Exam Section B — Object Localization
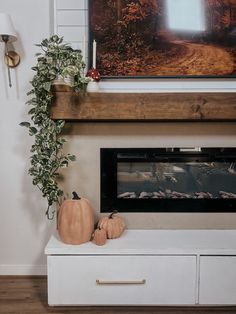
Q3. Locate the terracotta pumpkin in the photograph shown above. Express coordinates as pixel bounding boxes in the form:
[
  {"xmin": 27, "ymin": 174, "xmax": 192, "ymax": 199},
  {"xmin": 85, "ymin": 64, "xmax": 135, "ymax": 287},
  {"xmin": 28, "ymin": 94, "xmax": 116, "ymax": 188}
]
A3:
[
  {"xmin": 58, "ymin": 192, "xmax": 94, "ymax": 245},
  {"xmin": 92, "ymin": 227, "xmax": 107, "ymax": 246},
  {"xmin": 98, "ymin": 211, "xmax": 125, "ymax": 239}
]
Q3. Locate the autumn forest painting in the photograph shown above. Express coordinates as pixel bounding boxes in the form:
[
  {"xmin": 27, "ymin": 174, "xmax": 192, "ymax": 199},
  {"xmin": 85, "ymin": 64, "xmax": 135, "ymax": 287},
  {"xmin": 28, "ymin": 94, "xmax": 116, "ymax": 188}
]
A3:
[{"xmin": 89, "ymin": 0, "xmax": 236, "ymax": 77}]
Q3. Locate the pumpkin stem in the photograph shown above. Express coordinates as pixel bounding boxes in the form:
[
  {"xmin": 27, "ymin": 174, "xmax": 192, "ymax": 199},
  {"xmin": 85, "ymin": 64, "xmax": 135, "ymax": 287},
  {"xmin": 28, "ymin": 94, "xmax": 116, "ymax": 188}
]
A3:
[
  {"xmin": 109, "ymin": 210, "xmax": 118, "ymax": 219},
  {"xmin": 72, "ymin": 191, "xmax": 81, "ymax": 200}
]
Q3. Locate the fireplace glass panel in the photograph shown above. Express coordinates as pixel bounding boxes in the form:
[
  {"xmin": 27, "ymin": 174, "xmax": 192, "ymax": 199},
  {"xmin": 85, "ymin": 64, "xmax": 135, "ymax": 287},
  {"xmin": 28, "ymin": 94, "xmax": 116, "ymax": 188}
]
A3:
[
  {"xmin": 117, "ymin": 162, "xmax": 236, "ymax": 199},
  {"xmin": 101, "ymin": 148, "xmax": 236, "ymax": 213}
]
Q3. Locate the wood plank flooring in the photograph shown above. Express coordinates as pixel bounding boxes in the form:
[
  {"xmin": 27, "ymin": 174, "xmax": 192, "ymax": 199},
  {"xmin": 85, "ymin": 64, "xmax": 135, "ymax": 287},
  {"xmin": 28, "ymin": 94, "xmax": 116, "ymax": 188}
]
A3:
[{"xmin": 1, "ymin": 276, "xmax": 236, "ymax": 314}]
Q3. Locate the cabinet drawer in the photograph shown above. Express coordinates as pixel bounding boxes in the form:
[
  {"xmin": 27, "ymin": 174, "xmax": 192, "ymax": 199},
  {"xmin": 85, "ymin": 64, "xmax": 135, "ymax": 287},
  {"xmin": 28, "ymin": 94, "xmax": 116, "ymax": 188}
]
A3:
[
  {"xmin": 48, "ymin": 255, "xmax": 196, "ymax": 306},
  {"xmin": 199, "ymin": 256, "xmax": 236, "ymax": 305}
]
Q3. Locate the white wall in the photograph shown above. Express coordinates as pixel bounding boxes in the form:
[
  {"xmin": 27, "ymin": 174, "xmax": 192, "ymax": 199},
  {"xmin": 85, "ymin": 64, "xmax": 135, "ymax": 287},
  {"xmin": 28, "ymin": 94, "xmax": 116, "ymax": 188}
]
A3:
[
  {"xmin": 0, "ymin": 0, "xmax": 55, "ymax": 275},
  {"xmin": 0, "ymin": 0, "xmax": 236, "ymax": 275}
]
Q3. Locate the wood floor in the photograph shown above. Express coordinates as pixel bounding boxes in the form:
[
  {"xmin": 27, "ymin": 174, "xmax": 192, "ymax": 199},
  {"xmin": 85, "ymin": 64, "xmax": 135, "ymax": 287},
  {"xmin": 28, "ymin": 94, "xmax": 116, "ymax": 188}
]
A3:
[{"xmin": 1, "ymin": 276, "xmax": 236, "ymax": 314}]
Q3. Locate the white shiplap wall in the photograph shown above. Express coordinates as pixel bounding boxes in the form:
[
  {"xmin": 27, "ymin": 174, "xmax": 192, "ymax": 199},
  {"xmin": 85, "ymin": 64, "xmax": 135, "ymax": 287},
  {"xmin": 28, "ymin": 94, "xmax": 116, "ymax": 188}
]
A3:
[
  {"xmin": 53, "ymin": 0, "xmax": 236, "ymax": 92},
  {"xmin": 54, "ymin": 0, "xmax": 88, "ymax": 55}
]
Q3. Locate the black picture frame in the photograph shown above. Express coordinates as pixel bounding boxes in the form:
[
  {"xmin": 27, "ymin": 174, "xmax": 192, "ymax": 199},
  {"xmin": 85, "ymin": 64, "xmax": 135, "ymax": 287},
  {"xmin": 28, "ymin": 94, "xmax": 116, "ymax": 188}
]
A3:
[{"xmin": 89, "ymin": 0, "xmax": 236, "ymax": 79}]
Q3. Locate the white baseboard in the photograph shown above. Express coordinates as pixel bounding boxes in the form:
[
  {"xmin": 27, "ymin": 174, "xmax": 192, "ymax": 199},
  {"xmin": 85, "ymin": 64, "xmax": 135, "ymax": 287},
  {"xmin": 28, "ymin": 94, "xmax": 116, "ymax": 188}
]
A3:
[{"xmin": 0, "ymin": 264, "xmax": 47, "ymax": 275}]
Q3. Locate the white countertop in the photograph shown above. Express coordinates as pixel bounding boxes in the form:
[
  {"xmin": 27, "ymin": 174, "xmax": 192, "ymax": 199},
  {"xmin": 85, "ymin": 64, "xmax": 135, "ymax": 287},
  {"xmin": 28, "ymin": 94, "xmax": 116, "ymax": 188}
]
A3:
[{"xmin": 45, "ymin": 229, "xmax": 236, "ymax": 256}]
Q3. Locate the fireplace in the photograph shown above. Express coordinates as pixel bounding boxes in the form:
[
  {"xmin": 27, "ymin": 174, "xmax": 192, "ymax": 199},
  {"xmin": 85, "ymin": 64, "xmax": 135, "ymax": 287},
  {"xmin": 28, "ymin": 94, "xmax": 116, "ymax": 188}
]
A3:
[{"xmin": 100, "ymin": 148, "xmax": 236, "ymax": 213}]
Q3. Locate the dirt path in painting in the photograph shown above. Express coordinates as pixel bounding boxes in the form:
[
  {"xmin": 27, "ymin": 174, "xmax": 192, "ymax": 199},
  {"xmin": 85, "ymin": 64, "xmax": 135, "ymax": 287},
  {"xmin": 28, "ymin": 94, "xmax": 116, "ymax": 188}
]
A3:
[{"xmin": 142, "ymin": 41, "xmax": 235, "ymax": 76}]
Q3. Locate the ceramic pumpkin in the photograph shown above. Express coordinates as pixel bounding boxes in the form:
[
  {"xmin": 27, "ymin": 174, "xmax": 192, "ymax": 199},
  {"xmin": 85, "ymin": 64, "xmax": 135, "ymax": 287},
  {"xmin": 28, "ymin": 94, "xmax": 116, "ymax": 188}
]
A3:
[
  {"xmin": 92, "ymin": 227, "xmax": 107, "ymax": 246},
  {"xmin": 58, "ymin": 191, "xmax": 94, "ymax": 245},
  {"xmin": 98, "ymin": 211, "xmax": 125, "ymax": 239}
]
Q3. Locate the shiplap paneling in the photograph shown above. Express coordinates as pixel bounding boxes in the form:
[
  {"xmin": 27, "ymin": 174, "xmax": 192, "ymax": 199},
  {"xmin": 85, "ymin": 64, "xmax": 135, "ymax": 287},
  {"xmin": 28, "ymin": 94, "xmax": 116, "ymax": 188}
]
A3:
[
  {"xmin": 57, "ymin": 26, "xmax": 86, "ymax": 42},
  {"xmin": 66, "ymin": 40, "xmax": 87, "ymax": 51},
  {"xmin": 54, "ymin": 0, "xmax": 88, "ymax": 67},
  {"xmin": 57, "ymin": 10, "xmax": 86, "ymax": 26},
  {"xmin": 56, "ymin": 0, "xmax": 86, "ymax": 10}
]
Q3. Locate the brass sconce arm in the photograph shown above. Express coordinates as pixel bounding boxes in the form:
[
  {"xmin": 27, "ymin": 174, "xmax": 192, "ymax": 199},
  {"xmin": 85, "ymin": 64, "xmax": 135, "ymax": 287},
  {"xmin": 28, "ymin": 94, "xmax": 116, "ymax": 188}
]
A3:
[{"xmin": 0, "ymin": 13, "xmax": 20, "ymax": 88}]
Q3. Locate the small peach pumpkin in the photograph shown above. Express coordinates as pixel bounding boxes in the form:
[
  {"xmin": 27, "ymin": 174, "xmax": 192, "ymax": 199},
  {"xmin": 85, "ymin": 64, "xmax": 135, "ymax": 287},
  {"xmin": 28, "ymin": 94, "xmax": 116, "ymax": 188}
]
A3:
[
  {"xmin": 58, "ymin": 191, "xmax": 94, "ymax": 245},
  {"xmin": 92, "ymin": 227, "xmax": 107, "ymax": 246},
  {"xmin": 98, "ymin": 211, "xmax": 125, "ymax": 239}
]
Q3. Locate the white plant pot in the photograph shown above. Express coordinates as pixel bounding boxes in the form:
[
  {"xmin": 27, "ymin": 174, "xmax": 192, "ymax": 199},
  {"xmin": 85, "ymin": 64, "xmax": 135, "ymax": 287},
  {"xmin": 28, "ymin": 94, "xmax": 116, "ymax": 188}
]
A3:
[
  {"xmin": 53, "ymin": 75, "xmax": 74, "ymax": 87},
  {"xmin": 86, "ymin": 81, "xmax": 100, "ymax": 93}
]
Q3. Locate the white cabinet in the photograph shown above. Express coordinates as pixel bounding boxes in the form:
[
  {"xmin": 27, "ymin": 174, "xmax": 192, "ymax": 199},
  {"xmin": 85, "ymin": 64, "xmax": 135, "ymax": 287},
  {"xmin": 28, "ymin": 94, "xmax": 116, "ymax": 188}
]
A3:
[
  {"xmin": 199, "ymin": 256, "xmax": 236, "ymax": 305},
  {"xmin": 48, "ymin": 255, "xmax": 196, "ymax": 305},
  {"xmin": 45, "ymin": 230, "xmax": 236, "ymax": 306}
]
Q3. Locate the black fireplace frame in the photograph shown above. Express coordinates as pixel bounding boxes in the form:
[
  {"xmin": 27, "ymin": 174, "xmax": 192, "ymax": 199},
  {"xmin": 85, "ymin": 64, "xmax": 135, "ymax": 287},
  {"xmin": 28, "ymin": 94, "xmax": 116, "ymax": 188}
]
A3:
[{"xmin": 100, "ymin": 147, "xmax": 236, "ymax": 213}]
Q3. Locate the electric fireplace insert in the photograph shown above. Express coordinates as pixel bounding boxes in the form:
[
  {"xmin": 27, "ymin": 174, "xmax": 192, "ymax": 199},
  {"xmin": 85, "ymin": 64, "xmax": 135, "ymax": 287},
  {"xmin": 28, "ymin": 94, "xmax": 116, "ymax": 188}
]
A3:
[{"xmin": 101, "ymin": 148, "xmax": 236, "ymax": 213}]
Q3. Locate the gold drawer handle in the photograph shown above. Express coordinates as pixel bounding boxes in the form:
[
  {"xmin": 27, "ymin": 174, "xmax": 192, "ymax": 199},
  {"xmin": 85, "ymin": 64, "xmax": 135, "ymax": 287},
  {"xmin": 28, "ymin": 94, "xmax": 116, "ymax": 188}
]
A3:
[{"xmin": 96, "ymin": 279, "xmax": 146, "ymax": 285}]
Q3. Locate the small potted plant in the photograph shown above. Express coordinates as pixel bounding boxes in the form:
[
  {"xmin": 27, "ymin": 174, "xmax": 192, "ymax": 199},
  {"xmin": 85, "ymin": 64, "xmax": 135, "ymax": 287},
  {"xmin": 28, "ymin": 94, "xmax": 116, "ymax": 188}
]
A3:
[
  {"xmin": 20, "ymin": 35, "xmax": 89, "ymax": 219},
  {"xmin": 35, "ymin": 35, "xmax": 90, "ymax": 91}
]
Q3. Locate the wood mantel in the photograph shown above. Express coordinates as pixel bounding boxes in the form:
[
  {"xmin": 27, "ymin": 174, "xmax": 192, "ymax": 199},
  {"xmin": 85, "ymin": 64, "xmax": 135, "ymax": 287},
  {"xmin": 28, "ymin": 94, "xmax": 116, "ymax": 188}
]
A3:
[{"xmin": 50, "ymin": 91, "xmax": 236, "ymax": 121}]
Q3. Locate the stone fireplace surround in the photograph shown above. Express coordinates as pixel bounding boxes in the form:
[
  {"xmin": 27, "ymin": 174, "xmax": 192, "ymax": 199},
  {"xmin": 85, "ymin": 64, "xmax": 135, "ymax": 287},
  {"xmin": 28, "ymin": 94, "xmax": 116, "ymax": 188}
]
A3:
[
  {"xmin": 60, "ymin": 119, "xmax": 236, "ymax": 230},
  {"xmin": 50, "ymin": 86, "xmax": 236, "ymax": 230}
]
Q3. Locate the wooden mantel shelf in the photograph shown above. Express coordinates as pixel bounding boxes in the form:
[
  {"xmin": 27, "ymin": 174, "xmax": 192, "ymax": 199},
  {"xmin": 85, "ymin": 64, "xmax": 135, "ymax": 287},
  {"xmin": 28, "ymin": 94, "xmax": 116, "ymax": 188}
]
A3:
[{"xmin": 50, "ymin": 91, "xmax": 236, "ymax": 121}]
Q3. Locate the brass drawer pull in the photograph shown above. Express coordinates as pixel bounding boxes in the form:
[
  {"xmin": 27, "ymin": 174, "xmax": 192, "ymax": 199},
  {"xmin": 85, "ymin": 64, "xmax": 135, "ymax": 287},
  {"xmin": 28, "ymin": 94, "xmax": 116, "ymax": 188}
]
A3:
[{"xmin": 96, "ymin": 279, "xmax": 146, "ymax": 285}]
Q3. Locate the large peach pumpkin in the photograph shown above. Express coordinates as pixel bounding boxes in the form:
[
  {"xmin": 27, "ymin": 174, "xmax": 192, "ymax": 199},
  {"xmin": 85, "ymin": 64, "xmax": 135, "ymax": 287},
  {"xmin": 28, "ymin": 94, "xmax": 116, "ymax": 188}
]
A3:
[{"xmin": 58, "ymin": 192, "xmax": 94, "ymax": 245}]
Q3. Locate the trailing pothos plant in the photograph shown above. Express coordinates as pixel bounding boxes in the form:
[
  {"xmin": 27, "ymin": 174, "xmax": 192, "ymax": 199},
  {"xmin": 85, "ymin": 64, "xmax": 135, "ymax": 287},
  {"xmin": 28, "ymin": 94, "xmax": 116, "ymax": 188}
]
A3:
[{"xmin": 20, "ymin": 35, "xmax": 89, "ymax": 219}]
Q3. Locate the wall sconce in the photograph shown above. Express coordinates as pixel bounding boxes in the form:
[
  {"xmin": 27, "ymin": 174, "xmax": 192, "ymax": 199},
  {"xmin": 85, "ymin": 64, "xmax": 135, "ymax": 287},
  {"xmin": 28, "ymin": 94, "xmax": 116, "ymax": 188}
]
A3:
[{"xmin": 0, "ymin": 13, "xmax": 20, "ymax": 88}]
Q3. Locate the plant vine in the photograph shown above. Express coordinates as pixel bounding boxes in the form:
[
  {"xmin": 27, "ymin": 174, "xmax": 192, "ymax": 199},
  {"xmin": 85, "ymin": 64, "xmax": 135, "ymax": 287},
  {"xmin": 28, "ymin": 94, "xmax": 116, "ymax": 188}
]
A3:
[{"xmin": 20, "ymin": 35, "xmax": 88, "ymax": 219}]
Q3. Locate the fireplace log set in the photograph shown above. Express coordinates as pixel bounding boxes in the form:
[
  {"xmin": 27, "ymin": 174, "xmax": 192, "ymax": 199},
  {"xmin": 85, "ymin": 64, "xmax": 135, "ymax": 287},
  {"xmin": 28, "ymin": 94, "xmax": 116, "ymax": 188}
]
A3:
[{"xmin": 118, "ymin": 191, "xmax": 236, "ymax": 199}]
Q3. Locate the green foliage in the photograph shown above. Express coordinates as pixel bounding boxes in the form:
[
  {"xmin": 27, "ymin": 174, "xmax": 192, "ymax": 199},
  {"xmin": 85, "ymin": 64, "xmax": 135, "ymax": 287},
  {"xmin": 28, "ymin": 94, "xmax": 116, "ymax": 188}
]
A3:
[
  {"xmin": 20, "ymin": 35, "xmax": 86, "ymax": 219},
  {"xmin": 31, "ymin": 35, "xmax": 90, "ymax": 91}
]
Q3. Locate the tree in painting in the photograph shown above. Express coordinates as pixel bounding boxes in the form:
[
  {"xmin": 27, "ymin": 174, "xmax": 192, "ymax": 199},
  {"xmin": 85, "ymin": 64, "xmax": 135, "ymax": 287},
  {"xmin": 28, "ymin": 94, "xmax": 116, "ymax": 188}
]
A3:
[{"xmin": 89, "ymin": 0, "xmax": 236, "ymax": 77}]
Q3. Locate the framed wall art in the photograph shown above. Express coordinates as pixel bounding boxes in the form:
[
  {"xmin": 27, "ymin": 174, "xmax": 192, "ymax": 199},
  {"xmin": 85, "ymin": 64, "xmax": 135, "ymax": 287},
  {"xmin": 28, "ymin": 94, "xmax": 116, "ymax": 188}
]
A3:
[{"xmin": 89, "ymin": 0, "xmax": 236, "ymax": 78}]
